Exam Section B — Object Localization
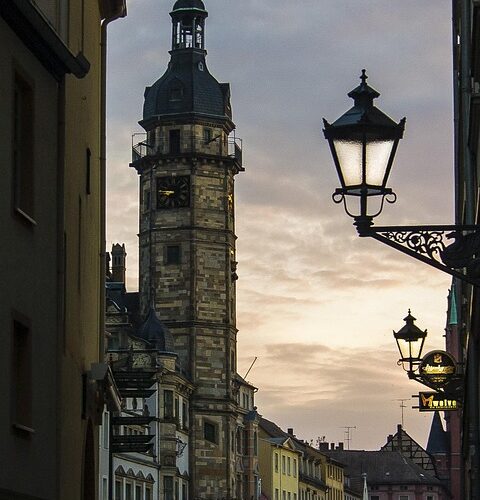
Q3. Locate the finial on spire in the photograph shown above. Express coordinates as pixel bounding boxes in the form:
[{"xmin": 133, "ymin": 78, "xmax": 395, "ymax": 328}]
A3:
[{"xmin": 360, "ymin": 69, "xmax": 368, "ymax": 85}]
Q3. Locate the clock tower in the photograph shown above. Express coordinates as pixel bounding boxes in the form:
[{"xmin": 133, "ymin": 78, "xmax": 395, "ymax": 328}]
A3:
[{"xmin": 131, "ymin": 1, "xmax": 246, "ymax": 497}]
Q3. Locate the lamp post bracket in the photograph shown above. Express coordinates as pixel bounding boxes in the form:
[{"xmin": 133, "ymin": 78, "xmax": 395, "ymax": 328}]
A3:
[{"xmin": 362, "ymin": 224, "xmax": 480, "ymax": 286}]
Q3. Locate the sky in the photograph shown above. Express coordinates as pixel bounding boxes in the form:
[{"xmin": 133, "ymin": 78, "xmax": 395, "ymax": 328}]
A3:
[{"xmin": 106, "ymin": 0, "xmax": 454, "ymax": 450}]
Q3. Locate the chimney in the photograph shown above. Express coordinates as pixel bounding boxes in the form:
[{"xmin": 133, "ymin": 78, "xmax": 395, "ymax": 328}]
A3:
[
  {"xmin": 287, "ymin": 428, "xmax": 294, "ymax": 436},
  {"xmin": 319, "ymin": 442, "xmax": 329, "ymax": 451},
  {"xmin": 111, "ymin": 243, "xmax": 127, "ymax": 283},
  {"xmin": 330, "ymin": 443, "xmax": 335, "ymax": 450},
  {"xmin": 387, "ymin": 434, "xmax": 393, "ymax": 442},
  {"xmin": 337, "ymin": 442, "xmax": 344, "ymax": 451}
]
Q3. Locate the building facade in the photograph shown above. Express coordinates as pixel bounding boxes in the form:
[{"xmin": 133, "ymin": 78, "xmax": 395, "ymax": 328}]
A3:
[
  {"xmin": 0, "ymin": 1, "xmax": 125, "ymax": 498},
  {"xmin": 324, "ymin": 450, "xmax": 449, "ymax": 500},
  {"xmin": 259, "ymin": 419, "xmax": 328, "ymax": 500}
]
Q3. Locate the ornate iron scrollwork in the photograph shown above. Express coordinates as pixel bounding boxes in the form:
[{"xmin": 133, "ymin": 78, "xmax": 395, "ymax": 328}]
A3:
[{"xmin": 366, "ymin": 225, "xmax": 480, "ymax": 286}]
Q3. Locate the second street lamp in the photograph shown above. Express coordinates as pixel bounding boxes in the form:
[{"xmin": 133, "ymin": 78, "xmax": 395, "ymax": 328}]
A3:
[
  {"xmin": 323, "ymin": 71, "xmax": 480, "ymax": 286},
  {"xmin": 393, "ymin": 310, "xmax": 427, "ymax": 378}
]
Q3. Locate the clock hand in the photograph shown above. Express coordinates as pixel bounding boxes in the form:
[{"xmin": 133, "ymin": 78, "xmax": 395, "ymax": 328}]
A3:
[{"xmin": 159, "ymin": 189, "xmax": 175, "ymax": 196}]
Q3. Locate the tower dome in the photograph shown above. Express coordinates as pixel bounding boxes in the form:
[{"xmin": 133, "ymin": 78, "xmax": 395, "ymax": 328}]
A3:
[{"xmin": 172, "ymin": 0, "xmax": 206, "ymax": 11}]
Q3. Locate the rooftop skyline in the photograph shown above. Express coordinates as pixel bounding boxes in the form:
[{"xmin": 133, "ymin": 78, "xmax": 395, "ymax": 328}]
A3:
[{"xmin": 106, "ymin": 0, "xmax": 453, "ymax": 449}]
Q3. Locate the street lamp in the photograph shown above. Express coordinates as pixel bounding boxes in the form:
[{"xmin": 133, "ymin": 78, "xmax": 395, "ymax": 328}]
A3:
[
  {"xmin": 392, "ymin": 311, "xmax": 462, "ymax": 397},
  {"xmin": 393, "ymin": 310, "xmax": 427, "ymax": 378},
  {"xmin": 324, "ymin": 71, "xmax": 480, "ymax": 286},
  {"xmin": 323, "ymin": 69, "xmax": 405, "ymax": 234}
]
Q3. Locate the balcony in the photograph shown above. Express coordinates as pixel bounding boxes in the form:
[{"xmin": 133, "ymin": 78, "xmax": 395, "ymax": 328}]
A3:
[{"xmin": 131, "ymin": 134, "xmax": 243, "ymax": 167}]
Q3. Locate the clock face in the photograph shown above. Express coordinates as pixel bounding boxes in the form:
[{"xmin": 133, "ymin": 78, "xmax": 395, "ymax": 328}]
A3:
[{"xmin": 156, "ymin": 175, "xmax": 190, "ymax": 209}]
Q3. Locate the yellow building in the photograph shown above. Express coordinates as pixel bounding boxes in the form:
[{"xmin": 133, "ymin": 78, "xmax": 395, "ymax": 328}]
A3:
[
  {"xmin": 319, "ymin": 454, "xmax": 344, "ymax": 500},
  {"xmin": 259, "ymin": 420, "xmax": 301, "ymax": 500},
  {"xmin": 0, "ymin": 0, "xmax": 125, "ymax": 498},
  {"xmin": 259, "ymin": 434, "xmax": 301, "ymax": 500},
  {"xmin": 297, "ymin": 443, "xmax": 327, "ymax": 500}
]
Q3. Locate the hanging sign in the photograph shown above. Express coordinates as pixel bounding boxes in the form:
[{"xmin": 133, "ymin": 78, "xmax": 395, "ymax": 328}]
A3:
[
  {"xmin": 418, "ymin": 392, "xmax": 460, "ymax": 411},
  {"xmin": 419, "ymin": 350, "xmax": 456, "ymax": 388}
]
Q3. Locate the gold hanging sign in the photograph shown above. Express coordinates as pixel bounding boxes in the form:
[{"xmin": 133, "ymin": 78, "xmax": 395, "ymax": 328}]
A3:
[
  {"xmin": 418, "ymin": 392, "xmax": 460, "ymax": 411},
  {"xmin": 419, "ymin": 350, "xmax": 457, "ymax": 388}
]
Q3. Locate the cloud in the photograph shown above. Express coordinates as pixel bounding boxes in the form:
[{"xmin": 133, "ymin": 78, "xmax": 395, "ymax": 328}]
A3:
[{"xmin": 107, "ymin": 0, "xmax": 453, "ymax": 449}]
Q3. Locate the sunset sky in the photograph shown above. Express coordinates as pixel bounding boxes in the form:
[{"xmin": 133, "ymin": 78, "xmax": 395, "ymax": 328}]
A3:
[{"xmin": 106, "ymin": 0, "xmax": 453, "ymax": 450}]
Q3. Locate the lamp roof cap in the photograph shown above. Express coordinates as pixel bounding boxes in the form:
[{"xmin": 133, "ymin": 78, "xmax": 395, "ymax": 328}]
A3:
[{"xmin": 394, "ymin": 309, "xmax": 427, "ymax": 341}]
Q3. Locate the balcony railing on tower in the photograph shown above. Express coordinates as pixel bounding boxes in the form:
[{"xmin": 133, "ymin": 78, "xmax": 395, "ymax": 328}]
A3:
[{"xmin": 131, "ymin": 132, "xmax": 243, "ymax": 167}]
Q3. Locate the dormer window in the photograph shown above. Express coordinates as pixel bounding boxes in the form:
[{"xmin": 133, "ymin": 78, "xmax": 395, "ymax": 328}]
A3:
[{"xmin": 169, "ymin": 85, "xmax": 183, "ymax": 101}]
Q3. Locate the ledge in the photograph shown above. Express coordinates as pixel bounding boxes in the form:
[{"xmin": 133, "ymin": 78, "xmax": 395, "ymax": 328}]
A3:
[{"xmin": 0, "ymin": 0, "xmax": 90, "ymax": 80}]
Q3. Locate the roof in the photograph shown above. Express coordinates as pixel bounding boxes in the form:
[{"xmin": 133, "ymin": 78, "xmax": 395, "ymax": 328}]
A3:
[
  {"xmin": 324, "ymin": 450, "xmax": 443, "ymax": 489},
  {"xmin": 137, "ymin": 308, "xmax": 176, "ymax": 353},
  {"xmin": 426, "ymin": 412, "xmax": 449, "ymax": 455},
  {"xmin": 172, "ymin": 0, "xmax": 206, "ymax": 12},
  {"xmin": 142, "ymin": 52, "xmax": 231, "ymax": 124}
]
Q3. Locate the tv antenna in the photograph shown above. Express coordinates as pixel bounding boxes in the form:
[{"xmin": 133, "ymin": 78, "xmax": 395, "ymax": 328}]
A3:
[
  {"xmin": 341, "ymin": 426, "xmax": 356, "ymax": 450},
  {"xmin": 394, "ymin": 399, "xmax": 410, "ymax": 427}
]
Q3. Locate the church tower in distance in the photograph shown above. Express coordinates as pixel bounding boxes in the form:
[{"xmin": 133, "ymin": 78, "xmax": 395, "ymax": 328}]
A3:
[{"xmin": 131, "ymin": 1, "xmax": 252, "ymax": 497}]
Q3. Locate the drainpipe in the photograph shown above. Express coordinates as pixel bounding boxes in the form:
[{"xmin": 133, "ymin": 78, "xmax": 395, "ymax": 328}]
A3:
[{"xmin": 102, "ymin": 6, "xmax": 127, "ymax": 500}]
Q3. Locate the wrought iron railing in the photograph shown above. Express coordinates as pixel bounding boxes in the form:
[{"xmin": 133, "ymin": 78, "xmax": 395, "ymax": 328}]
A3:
[{"xmin": 131, "ymin": 134, "xmax": 243, "ymax": 166}]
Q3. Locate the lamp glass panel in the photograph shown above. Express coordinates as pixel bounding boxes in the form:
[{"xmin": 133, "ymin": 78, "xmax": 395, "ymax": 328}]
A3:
[
  {"xmin": 397, "ymin": 337, "xmax": 422, "ymax": 360},
  {"xmin": 365, "ymin": 140, "xmax": 394, "ymax": 187},
  {"xmin": 333, "ymin": 139, "xmax": 363, "ymax": 187}
]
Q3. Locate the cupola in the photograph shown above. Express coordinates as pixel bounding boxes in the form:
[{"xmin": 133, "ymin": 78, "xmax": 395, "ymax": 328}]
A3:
[
  {"xmin": 170, "ymin": 0, "xmax": 208, "ymax": 51},
  {"xmin": 141, "ymin": 0, "xmax": 233, "ymax": 129}
]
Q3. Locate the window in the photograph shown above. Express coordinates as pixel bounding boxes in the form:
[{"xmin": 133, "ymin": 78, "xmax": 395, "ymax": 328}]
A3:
[
  {"xmin": 282, "ymin": 456, "xmax": 286, "ymax": 474},
  {"xmin": 169, "ymin": 85, "xmax": 183, "ymax": 101},
  {"xmin": 274, "ymin": 453, "xmax": 279, "ymax": 472},
  {"xmin": 283, "ymin": 491, "xmax": 286, "ymax": 500},
  {"xmin": 288, "ymin": 493, "xmax": 291, "ymax": 500},
  {"xmin": 287, "ymin": 457, "xmax": 291, "ymax": 475},
  {"xmin": 13, "ymin": 71, "xmax": 35, "ymax": 220},
  {"xmin": 204, "ymin": 421, "xmax": 217, "ymax": 443},
  {"xmin": 175, "ymin": 397, "xmax": 179, "ymax": 421},
  {"xmin": 103, "ymin": 411, "xmax": 109, "ymax": 448},
  {"xmin": 371, "ymin": 496, "xmax": 380, "ymax": 500},
  {"xmin": 175, "ymin": 481, "xmax": 179, "ymax": 500},
  {"xmin": 164, "ymin": 390, "xmax": 174, "ymax": 420},
  {"xmin": 182, "ymin": 483, "xmax": 187, "ymax": 500},
  {"xmin": 182, "ymin": 400, "xmax": 188, "ymax": 428},
  {"xmin": 253, "ymin": 431, "xmax": 258, "ymax": 456},
  {"xmin": 293, "ymin": 458, "xmax": 297, "ymax": 477},
  {"xmin": 164, "ymin": 476, "xmax": 174, "ymax": 500},
  {"xmin": 204, "ymin": 127, "xmax": 212, "ymax": 144},
  {"xmin": 102, "ymin": 477, "xmax": 108, "ymax": 500},
  {"xmin": 125, "ymin": 482, "xmax": 133, "ymax": 500},
  {"xmin": 243, "ymin": 429, "xmax": 248, "ymax": 454},
  {"xmin": 275, "ymin": 489, "xmax": 279, "ymax": 500},
  {"xmin": 426, "ymin": 496, "xmax": 435, "ymax": 500},
  {"xmin": 165, "ymin": 245, "xmax": 181, "ymax": 265},
  {"xmin": 399, "ymin": 496, "xmax": 409, "ymax": 500},
  {"xmin": 115, "ymin": 480, "xmax": 122, "ymax": 500},
  {"xmin": 12, "ymin": 315, "xmax": 32, "ymax": 430},
  {"xmin": 135, "ymin": 484, "xmax": 142, "ymax": 500},
  {"xmin": 145, "ymin": 485, "xmax": 152, "ymax": 500},
  {"xmin": 169, "ymin": 129, "xmax": 181, "ymax": 154}
]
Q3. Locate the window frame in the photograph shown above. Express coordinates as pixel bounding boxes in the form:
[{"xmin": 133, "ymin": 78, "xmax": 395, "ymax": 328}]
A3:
[{"xmin": 12, "ymin": 68, "xmax": 36, "ymax": 224}]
